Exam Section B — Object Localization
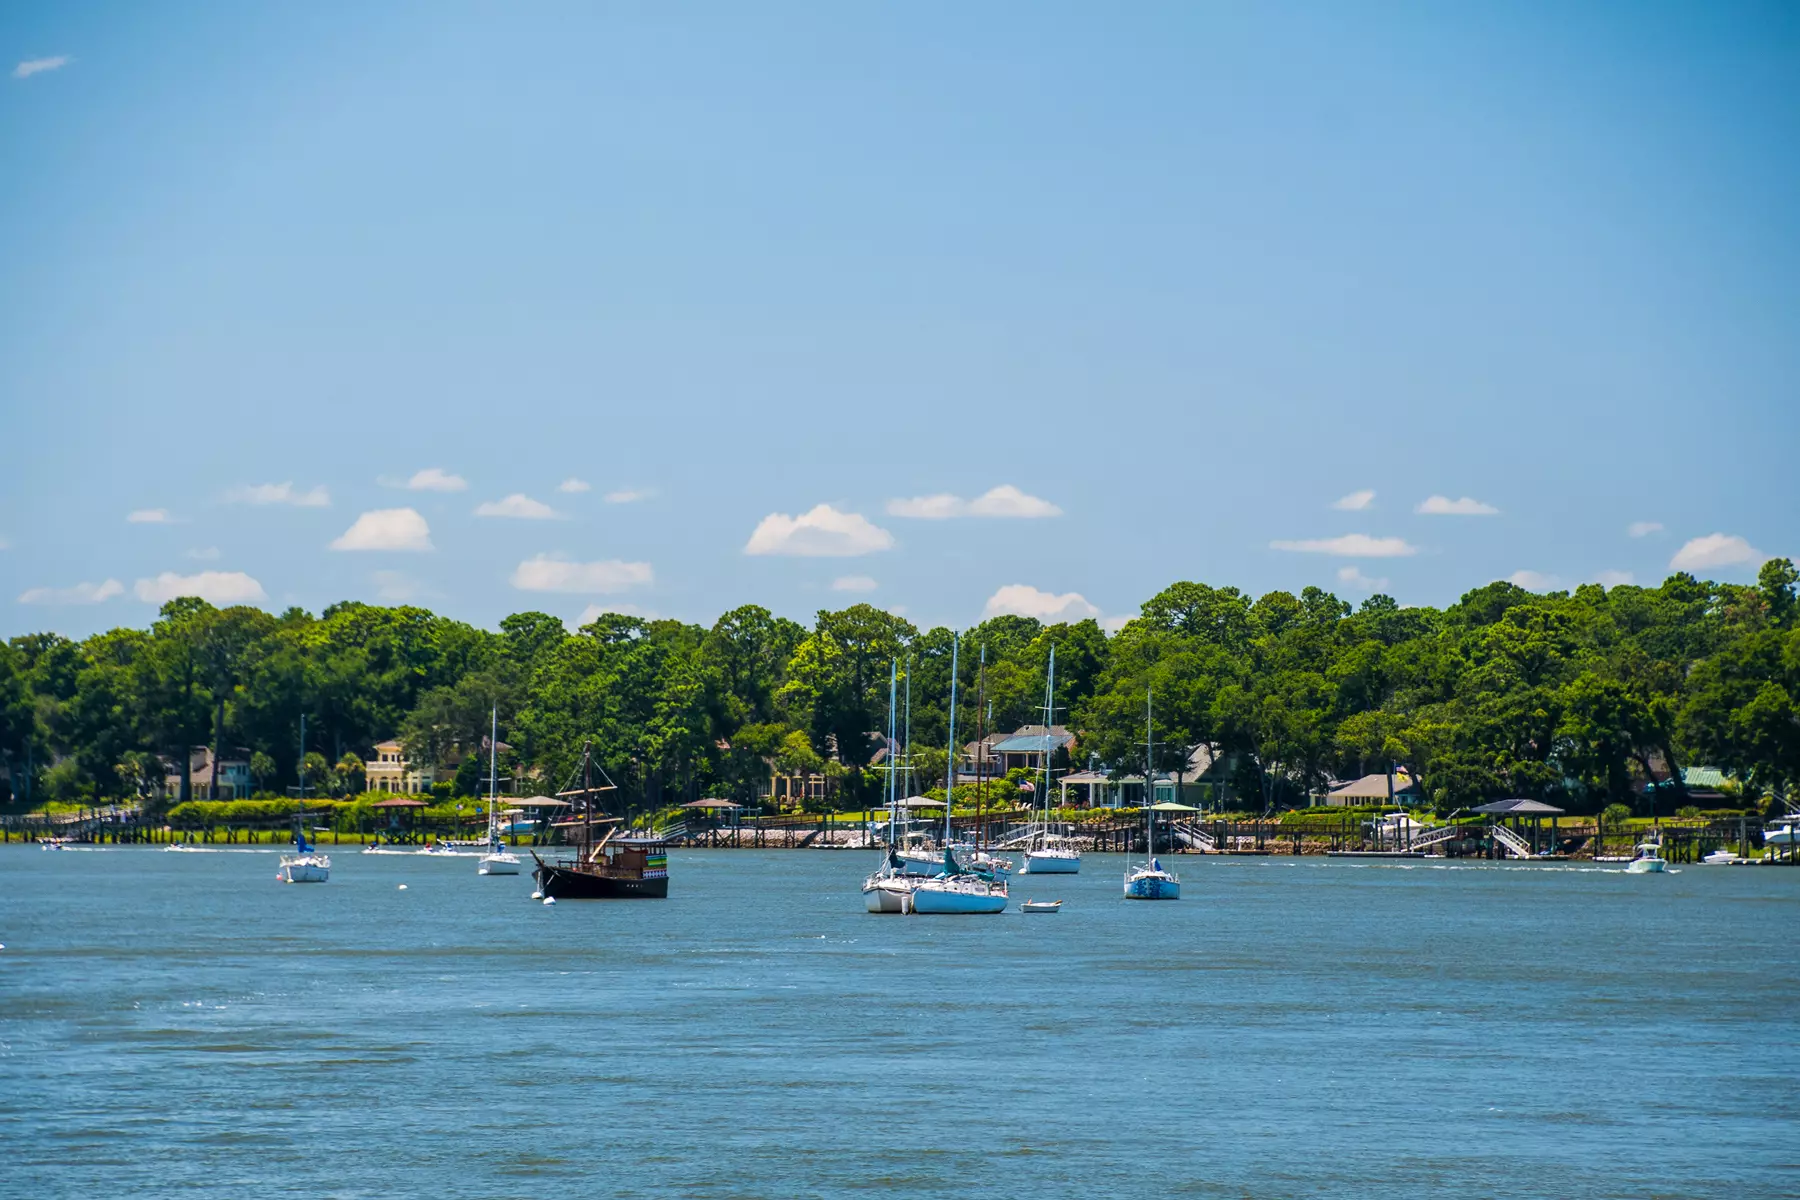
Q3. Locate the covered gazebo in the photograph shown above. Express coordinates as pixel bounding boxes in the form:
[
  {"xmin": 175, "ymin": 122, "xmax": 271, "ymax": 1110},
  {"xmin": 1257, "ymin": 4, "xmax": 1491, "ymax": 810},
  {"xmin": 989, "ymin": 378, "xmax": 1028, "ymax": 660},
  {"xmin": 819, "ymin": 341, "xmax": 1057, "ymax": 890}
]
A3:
[
  {"xmin": 1470, "ymin": 798, "xmax": 1566, "ymax": 857},
  {"xmin": 370, "ymin": 795, "xmax": 428, "ymax": 842},
  {"xmin": 679, "ymin": 798, "xmax": 743, "ymax": 832}
]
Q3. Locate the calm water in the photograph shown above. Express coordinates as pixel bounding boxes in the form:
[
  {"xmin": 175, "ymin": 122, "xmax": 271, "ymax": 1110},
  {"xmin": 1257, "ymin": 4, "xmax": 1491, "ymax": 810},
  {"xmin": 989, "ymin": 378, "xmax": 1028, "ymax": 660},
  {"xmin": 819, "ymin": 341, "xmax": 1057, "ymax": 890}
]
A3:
[{"xmin": 2, "ymin": 846, "xmax": 1797, "ymax": 1198}]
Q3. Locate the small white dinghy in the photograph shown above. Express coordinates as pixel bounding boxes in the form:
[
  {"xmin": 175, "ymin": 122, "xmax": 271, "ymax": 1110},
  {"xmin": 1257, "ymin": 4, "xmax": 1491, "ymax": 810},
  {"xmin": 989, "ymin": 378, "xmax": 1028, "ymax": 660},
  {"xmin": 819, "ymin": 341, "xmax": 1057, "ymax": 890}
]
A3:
[{"xmin": 1022, "ymin": 899, "xmax": 1062, "ymax": 914}]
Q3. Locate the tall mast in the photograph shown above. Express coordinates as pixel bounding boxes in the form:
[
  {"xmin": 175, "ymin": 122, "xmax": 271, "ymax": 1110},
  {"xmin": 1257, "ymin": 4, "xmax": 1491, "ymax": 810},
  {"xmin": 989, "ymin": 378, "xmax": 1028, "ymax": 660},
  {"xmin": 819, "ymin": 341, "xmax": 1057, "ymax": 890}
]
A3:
[
  {"xmin": 488, "ymin": 705, "xmax": 498, "ymax": 838},
  {"xmin": 1040, "ymin": 645, "xmax": 1057, "ymax": 835},
  {"xmin": 903, "ymin": 655, "xmax": 913, "ymax": 800},
  {"xmin": 1145, "ymin": 685, "xmax": 1155, "ymax": 859},
  {"xmin": 885, "ymin": 659, "xmax": 899, "ymax": 844},
  {"xmin": 944, "ymin": 634, "xmax": 959, "ymax": 848},
  {"xmin": 975, "ymin": 644, "xmax": 986, "ymax": 849}
]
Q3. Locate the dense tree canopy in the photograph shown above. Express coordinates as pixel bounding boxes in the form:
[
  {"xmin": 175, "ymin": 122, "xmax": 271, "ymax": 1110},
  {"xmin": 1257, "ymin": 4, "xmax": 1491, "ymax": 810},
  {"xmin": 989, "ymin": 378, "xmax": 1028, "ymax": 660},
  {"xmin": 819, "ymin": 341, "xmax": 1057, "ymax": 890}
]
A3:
[{"xmin": 4, "ymin": 562, "xmax": 1796, "ymax": 817}]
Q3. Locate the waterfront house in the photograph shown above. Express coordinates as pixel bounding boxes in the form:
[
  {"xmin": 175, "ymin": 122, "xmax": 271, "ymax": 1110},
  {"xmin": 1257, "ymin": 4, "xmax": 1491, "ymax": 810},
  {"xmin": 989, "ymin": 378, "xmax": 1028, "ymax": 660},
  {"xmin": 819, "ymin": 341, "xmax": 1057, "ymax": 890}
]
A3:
[
  {"xmin": 161, "ymin": 747, "xmax": 254, "ymax": 800},
  {"xmin": 1323, "ymin": 771, "xmax": 1418, "ymax": 807},
  {"xmin": 365, "ymin": 740, "xmax": 436, "ymax": 794}
]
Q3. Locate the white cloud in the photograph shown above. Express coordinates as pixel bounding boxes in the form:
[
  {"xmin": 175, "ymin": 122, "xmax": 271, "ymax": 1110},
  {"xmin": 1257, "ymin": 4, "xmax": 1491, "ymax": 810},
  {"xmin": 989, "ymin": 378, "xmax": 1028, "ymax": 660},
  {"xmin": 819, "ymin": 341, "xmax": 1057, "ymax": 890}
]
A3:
[
  {"xmin": 557, "ymin": 478, "xmax": 591, "ymax": 494},
  {"xmin": 744, "ymin": 504, "xmax": 894, "ymax": 557},
  {"xmin": 1670, "ymin": 533, "xmax": 1767, "ymax": 573},
  {"xmin": 474, "ymin": 493, "xmax": 562, "ymax": 519},
  {"xmin": 185, "ymin": 546, "xmax": 221, "ymax": 561},
  {"xmin": 1627, "ymin": 521, "xmax": 1664, "ymax": 538},
  {"xmin": 1270, "ymin": 534, "xmax": 1419, "ymax": 558},
  {"xmin": 127, "ymin": 508, "xmax": 175, "ymax": 524},
  {"xmin": 570, "ymin": 602, "xmax": 657, "ymax": 628},
  {"xmin": 1332, "ymin": 489, "xmax": 1376, "ymax": 512},
  {"xmin": 511, "ymin": 554, "xmax": 653, "ymax": 593},
  {"xmin": 1590, "ymin": 570, "xmax": 1635, "ymax": 588},
  {"xmin": 604, "ymin": 488, "xmax": 651, "ymax": 504},
  {"xmin": 967, "ymin": 485, "xmax": 1061, "ymax": 518},
  {"xmin": 1417, "ymin": 495, "xmax": 1500, "ymax": 516},
  {"xmin": 1507, "ymin": 570, "xmax": 1558, "ymax": 592},
  {"xmin": 831, "ymin": 575, "xmax": 878, "ymax": 593},
  {"xmin": 1336, "ymin": 565, "xmax": 1390, "ymax": 591},
  {"xmin": 19, "ymin": 579, "xmax": 123, "ymax": 605},
  {"xmin": 887, "ymin": 493, "xmax": 966, "ymax": 519},
  {"xmin": 886, "ymin": 485, "xmax": 1061, "ymax": 519},
  {"xmin": 229, "ymin": 481, "xmax": 330, "ymax": 507},
  {"xmin": 329, "ymin": 508, "xmax": 433, "ymax": 552},
  {"xmin": 133, "ymin": 571, "xmax": 266, "ymax": 605},
  {"xmin": 1101, "ymin": 614, "xmax": 1133, "ymax": 633},
  {"xmin": 13, "ymin": 56, "xmax": 71, "ymax": 80},
  {"xmin": 403, "ymin": 467, "xmax": 467, "ymax": 492},
  {"xmin": 982, "ymin": 584, "xmax": 1102, "ymax": 624}
]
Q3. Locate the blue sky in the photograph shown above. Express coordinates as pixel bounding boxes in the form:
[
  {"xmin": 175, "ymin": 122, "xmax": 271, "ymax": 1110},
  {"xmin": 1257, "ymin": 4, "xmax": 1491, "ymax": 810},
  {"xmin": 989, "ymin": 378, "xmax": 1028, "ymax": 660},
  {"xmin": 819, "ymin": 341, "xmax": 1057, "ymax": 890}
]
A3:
[{"xmin": 3, "ymin": 2, "xmax": 1796, "ymax": 638}]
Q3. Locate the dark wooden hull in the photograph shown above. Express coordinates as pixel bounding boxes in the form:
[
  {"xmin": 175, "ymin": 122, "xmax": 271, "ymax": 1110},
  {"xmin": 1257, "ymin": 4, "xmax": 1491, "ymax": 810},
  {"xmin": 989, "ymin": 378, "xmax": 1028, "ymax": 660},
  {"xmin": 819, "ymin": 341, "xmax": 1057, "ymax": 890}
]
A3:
[{"xmin": 535, "ymin": 860, "xmax": 669, "ymax": 899}]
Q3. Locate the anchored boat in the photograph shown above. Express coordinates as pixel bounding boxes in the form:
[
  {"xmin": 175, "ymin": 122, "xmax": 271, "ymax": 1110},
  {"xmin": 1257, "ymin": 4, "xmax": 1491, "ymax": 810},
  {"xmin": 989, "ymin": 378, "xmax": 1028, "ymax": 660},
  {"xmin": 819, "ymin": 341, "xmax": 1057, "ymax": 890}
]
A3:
[
  {"xmin": 277, "ymin": 822, "xmax": 330, "ymax": 884},
  {"xmin": 530, "ymin": 742, "xmax": 668, "ymax": 899},
  {"xmin": 1123, "ymin": 687, "xmax": 1180, "ymax": 901}
]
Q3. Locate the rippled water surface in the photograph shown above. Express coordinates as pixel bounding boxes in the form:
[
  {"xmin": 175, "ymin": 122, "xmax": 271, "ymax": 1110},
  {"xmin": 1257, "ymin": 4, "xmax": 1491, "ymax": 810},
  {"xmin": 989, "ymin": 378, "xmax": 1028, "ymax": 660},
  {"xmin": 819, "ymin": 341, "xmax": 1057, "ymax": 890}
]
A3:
[{"xmin": 2, "ymin": 846, "xmax": 1797, "ymax": 1198}]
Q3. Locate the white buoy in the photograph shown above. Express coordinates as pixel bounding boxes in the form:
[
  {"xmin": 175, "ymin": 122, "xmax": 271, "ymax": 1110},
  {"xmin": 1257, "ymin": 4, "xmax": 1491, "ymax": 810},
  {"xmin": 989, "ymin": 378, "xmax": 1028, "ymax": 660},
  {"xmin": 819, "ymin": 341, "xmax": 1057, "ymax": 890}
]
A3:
[
  {"xmin": 398, "ymin": 884, "xmax": 408, "ymax": 890},
  {"xmin": 530, "ymin": 890, "xmax": 543, "ymax": 900},
  {"xmin": 542, "ymin": 896, "xmax": 556, "ymax": 906}
]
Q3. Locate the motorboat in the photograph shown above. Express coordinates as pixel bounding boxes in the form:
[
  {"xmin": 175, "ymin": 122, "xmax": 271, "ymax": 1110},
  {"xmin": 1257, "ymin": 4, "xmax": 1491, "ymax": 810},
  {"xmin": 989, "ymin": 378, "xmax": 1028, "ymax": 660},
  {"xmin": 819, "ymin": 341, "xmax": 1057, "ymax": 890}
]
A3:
[
  {"xmin": 1022, "ymin": 899, "xmax": 1062, "ymax": 914},
  {"xmin": 1765, "ymin": 821, "xmax": 1798, "ymax": 848},
  {"xmin": 1626, "ymin": 839, "xmax": 1668, "ymax": 874},
  {"xmin": 1701, "ymin": 848, "xmax": 1745, "ymax": 865},
  {"xmin": 277, "ymin": 825, "xmax": 330, "ymax": 883}
]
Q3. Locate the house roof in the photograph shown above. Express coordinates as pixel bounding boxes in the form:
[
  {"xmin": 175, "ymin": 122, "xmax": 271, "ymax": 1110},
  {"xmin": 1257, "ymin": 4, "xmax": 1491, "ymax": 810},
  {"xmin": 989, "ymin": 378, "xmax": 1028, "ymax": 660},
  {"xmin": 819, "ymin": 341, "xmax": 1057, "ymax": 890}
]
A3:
[
  {"xmin": 992, "ymin": 728, "xmax": 1074, "ymax": 755},
  {"xmin": 370, "ymin": 797, "xmax": 429, "ymax": 808},
  {"xmin": 1327, "ymin": 772, "xmax": 1418, "ymax": 800},
  {"xmin": 1681, "ymin": 766, "xmax": 1729, "ymax": 789}
]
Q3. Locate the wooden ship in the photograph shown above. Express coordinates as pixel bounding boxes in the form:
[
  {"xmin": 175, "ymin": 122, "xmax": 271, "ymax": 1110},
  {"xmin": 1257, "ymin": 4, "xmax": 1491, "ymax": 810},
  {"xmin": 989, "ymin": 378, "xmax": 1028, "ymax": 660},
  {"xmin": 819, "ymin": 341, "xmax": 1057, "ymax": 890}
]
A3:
[{"xmin": 530, "ymin": 742, "xmax": 669, "ymax": 899}]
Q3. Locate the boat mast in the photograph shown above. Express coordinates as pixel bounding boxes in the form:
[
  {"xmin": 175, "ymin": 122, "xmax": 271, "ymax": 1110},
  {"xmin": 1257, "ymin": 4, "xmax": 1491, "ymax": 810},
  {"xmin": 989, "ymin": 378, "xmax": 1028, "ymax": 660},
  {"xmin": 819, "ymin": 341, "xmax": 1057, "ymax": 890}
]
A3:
[
  {"xmin": 1039, "ymin": 645, "xmax": 1057, "ymax": 840},
  {"xmin": 884, "ymin": 659, "xmax": 898, "ymax": 850},
  {"xmin": 1145, "ymin": 686, "xmax": 1155, "ymax": 861},
  {"xmin": 488, "ymin": 705, "xmax": 498, "ymax": 840},
  {"xmin": 903, "ymin": 655, "xmax": 913, "ymax": 802},
  {"xmin": 944, "ymin": 634, "xmax": 960, "ymax": 849},
  {"xmin": 975, "ymin": 644, "xmax": 986, "ymax": 850}
]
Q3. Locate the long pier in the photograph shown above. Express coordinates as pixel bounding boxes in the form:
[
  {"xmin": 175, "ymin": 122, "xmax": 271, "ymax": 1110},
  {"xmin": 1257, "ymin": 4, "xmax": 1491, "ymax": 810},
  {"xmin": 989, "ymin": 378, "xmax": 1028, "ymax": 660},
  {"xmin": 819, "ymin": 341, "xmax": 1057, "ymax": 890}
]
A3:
[{"xmin": 3, "ymin": 809, "xmax": 1790, "ymax": 864}]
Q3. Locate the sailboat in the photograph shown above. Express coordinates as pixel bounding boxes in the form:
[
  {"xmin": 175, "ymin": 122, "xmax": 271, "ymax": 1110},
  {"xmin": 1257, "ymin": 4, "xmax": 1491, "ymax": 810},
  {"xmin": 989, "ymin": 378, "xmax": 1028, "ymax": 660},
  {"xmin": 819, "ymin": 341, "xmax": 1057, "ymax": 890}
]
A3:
[
  {"xmin": 1123, "ymin": 687, "xmax": 1180, "ymax": 900},
  {"xmin": 478, "ymin": 707, "xmax": 521, "ymax": 876},
  {"xmin": 911, "ymin": 635, "xmax": 1009, "ymax": 914},
  {"xmin": 864, "ymin": 660, "xmax": 918, "ymax": 913},
  {"xmin": 277, "ymin": 819, "xmax": 331, "ymax": 883},
  {"xmin": 1021, "ymin": 645, "xmax": 1080, "ymax": 876}
]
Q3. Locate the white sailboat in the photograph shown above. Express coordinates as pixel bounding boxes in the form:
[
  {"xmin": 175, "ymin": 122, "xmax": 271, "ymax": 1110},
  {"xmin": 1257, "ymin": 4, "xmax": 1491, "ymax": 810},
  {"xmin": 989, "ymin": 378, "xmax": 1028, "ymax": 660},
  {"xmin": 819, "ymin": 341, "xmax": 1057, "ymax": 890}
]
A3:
[
  {"xmin": 910, "ymin": 635, "xmax": 1008, "ymax": 915},
  {"xmin": 478, "ymin": 707, "xmax": 521, "ymax": 876},
  {"xmin": 1123, "ymin": 687, "xmax": 1180, "ymax": 900},
  {"xmin": 277, "ymin": 822, "xmax": 330, "ymax": 883},
  {"xmin": 864, "ymin": 659, "xmax": 918, "ymax": 912},
  {"xmin": 1021, "ymin": 645, "xmax": 1080, "ymax": 876}
]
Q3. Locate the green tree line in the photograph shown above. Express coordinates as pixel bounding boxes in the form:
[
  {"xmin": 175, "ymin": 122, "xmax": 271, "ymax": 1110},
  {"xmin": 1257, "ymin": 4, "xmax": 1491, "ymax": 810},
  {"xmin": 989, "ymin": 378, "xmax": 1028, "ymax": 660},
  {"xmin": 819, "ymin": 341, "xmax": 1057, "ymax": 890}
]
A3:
[{"xmin": 3, "ymin": 562, "xmax": 1797, "ymax": 816}]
